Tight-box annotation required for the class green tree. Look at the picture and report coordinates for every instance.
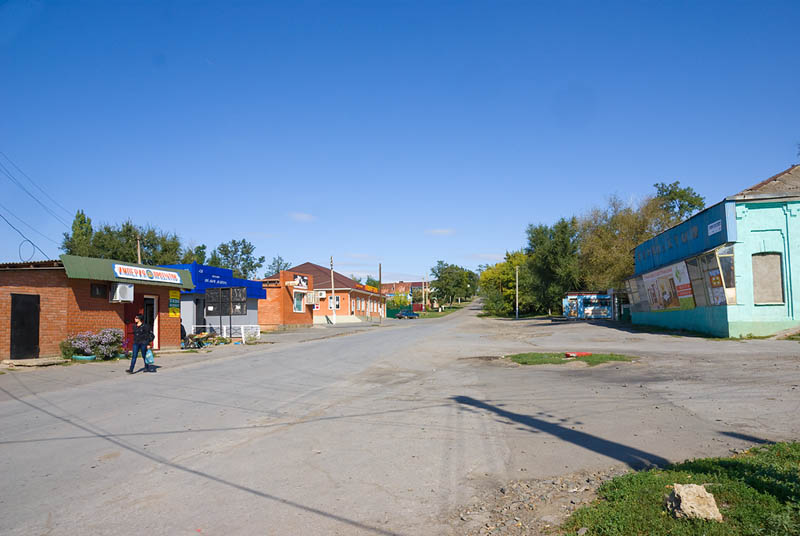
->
[366,275,380,289]
[265,255,291,277]
[211,239,265,279]
[651,181,705,232]
[180,244,207,264]
[479,251,533,316]
[525,217,583,313]
[387,293,409,308]
[61,210,93,256]
[61,212,182,265]
[350,274,363,284]
[430,261,477,305]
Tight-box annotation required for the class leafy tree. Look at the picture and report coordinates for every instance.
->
[365,276,380,289]
[479,251,533,316]
[578,195,651,290]
[525,217,583,313]
[430,261,477,305]
[265,255,291,277]
[387,293,409,308]
[180,244,207,264]
[411,288,423,305]
[62,212,182,265]
[651,181,705,232]
[350,274,363,284]
[61,210,93,256]
[211,239,265,279]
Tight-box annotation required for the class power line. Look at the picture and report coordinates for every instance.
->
[0,160,70,228]
[0,151,73,217]
[0,201,61,245]
[0,208,52,260]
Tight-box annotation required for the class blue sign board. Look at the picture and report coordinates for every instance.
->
[634,201,737,275]
[159,262,266,299]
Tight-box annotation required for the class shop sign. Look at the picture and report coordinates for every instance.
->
[114,264,182,284]
[293,274,308,289]
[708,219,722,236]
[364,284,378,293]
[642,261,695,311]
[707,267,727,305]
[169,290,181,317]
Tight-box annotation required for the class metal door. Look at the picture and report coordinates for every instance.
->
[11,294,39,359]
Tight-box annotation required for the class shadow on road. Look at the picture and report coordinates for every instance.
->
[719,431,773,444]
[451,395,669,469]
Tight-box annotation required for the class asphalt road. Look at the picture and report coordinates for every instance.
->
[1,305,798,535]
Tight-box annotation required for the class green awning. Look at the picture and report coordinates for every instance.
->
[60,255,194,289]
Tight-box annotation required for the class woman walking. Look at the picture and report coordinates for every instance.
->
[127,314,155,373]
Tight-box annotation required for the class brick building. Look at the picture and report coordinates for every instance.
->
[0,255,192,359]
[272,262,385,324]
[258,270,315,330]
[380,281,423,298]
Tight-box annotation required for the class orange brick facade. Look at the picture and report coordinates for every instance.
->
[314,289,385,320]
[0,268,182,359]
[258,271,314,329]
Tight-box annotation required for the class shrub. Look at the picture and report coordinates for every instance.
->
[92,329,124,359]
[59,340,75,359]
[62,328,125,360]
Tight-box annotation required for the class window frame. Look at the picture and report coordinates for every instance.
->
[90,283,108,299]
[752,252,785,305]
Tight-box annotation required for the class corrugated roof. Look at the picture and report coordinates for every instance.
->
[60,255,194,289]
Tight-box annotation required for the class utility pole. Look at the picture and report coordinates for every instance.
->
[422,277,426,312]
[378,263,382,323]
[515,265,519,320]
[136,234,142,264]
[330,256,336,325]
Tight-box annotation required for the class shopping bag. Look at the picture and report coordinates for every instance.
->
[144,348,155,366]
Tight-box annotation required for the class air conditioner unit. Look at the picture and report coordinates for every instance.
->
[317,290,326,298]
[305,292,318,305]
[109,283,134,303]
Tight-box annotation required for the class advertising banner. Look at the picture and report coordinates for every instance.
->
[642,261,695,311]
[169,290,181,317]
[113,264,182,284]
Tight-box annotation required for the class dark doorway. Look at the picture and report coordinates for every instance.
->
[11,294,40,359]
[143,296,159,349]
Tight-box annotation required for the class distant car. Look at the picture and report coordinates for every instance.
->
[395,309,419,319]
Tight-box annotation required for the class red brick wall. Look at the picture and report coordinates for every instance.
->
[0,268,70,359]
[0,268,182,359]
[258,271,314,328]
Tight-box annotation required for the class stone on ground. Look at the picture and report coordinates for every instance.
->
[664,483,723,522]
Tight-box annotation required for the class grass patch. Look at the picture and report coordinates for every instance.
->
[0,370,5,374]
[508,352,634,367]
[182,349,200,354]
[562,442,800,535]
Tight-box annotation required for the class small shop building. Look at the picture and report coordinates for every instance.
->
[269,262,386,324]
[0,255,193,359]
[258,270,316,330]
[562,291,615,320]
[626,164,800,337]
[159,262,266,336]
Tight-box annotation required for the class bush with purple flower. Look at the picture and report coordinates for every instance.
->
[62,328,125,360]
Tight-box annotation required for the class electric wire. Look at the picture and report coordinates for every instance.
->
[0,201,61,245]
[0,151,72,217]
[0,209,52,260]
[0,160,70,228]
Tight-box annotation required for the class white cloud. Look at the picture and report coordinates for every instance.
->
[425,228,455,236]
[289,212,315,222]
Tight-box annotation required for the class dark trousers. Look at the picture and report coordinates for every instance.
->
[129,344,148,371]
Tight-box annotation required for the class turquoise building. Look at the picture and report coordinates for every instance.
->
[626,164,800,337]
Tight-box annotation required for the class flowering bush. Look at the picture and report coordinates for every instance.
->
[93,329,124,359]
[63,328,125,360]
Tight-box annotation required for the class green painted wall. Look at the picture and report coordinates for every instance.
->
[631,200,800,337]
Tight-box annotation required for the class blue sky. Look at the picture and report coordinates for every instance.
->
[1,0,798,281]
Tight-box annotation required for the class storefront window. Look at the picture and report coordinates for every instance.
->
[293,292,304,313]
[684,257,708,307]
[717,246,735,289]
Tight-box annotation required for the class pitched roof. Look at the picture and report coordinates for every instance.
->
[284,262,359,290]
[735,164,800,198]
